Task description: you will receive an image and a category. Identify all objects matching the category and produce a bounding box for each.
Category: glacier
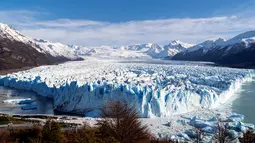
[0,60,253,117]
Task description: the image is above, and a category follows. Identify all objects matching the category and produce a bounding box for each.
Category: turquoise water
[231,77,255,125]
[0,86,54,114]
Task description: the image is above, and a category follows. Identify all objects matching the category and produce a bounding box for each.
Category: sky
[1,0,255,46]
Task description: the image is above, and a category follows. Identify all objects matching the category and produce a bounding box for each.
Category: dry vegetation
[0,102,254,143]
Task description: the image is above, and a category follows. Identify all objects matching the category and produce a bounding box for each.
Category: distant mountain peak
[231,31,255,40]
[165,40,193,49]
[34,38,48,43]
[172,30,255,68]
[0,23,32,44]
[0,23,13,30]
[169,40,182,45]
[0,23,83,70]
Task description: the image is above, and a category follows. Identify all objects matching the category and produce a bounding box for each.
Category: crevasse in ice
[0,61,253,117]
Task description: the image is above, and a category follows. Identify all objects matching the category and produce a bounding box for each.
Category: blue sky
[1,0,255,46]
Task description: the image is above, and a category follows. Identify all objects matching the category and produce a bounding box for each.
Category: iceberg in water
[0,60,253,117]
[21,104,37,110]
[3,98,32,104]
[174,113,255,142]
[18,99,33,104]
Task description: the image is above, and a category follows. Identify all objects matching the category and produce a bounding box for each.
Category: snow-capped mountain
[144,43,165,58]
[71,43,163,59]
[68,44,91,56]
[117,41,192,59]
[120,43,166,58]
[164,40,193,51]
[72,41,192,59]
[160,40,193,59]
[34,39,80,60]
[182,38,226,54]
[172,31,255,68]
[118,43,152,51]
[0,23,82,70]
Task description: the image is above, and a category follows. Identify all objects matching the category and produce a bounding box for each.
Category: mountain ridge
[0,23,82,70]
[172,31,255,68]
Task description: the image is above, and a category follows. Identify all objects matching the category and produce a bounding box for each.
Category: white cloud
[0,10,255,47]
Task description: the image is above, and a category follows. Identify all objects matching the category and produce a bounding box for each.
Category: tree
[97,101,152,143]
[42,120,63,143]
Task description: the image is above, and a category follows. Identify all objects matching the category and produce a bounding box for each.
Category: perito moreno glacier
[0,60,253,117]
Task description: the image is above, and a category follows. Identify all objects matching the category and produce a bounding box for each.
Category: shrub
[97,101,152,143]
[64,123,119,143]
[0,115,24,125]
[239,131,255,143]
[9,124,42,143]
[0,130,10,142]
[0,115,10,125]
[42,120,63,143]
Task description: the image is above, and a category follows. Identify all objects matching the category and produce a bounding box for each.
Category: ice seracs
[0,60,253,117]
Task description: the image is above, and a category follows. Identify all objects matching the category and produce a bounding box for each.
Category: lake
[0,86,54,114]
[231,77,255,125]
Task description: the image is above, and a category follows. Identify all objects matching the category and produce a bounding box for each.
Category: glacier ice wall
[0,61,253,117]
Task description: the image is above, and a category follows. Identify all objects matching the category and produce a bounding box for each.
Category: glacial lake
[231,77,255,125]
[0,86,54,114]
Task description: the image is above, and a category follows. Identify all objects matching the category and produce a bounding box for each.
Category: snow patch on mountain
[68,45,90,56]
[34,39,79,60]
[0,23,43,52]
[144,43,165,58]
[180,31,255,55]
[224,31,255,48]
[161,40,194,58]
[164,40,194,50]
[183,38,227,54]
[0,23,80,60]
[73,41,193,59]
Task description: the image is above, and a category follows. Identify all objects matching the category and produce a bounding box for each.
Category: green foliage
[42,120,64,143]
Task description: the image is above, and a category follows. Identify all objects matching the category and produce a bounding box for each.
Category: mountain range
[172,31,255,68]
[1,22,255,70]
[0,23,82,70]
